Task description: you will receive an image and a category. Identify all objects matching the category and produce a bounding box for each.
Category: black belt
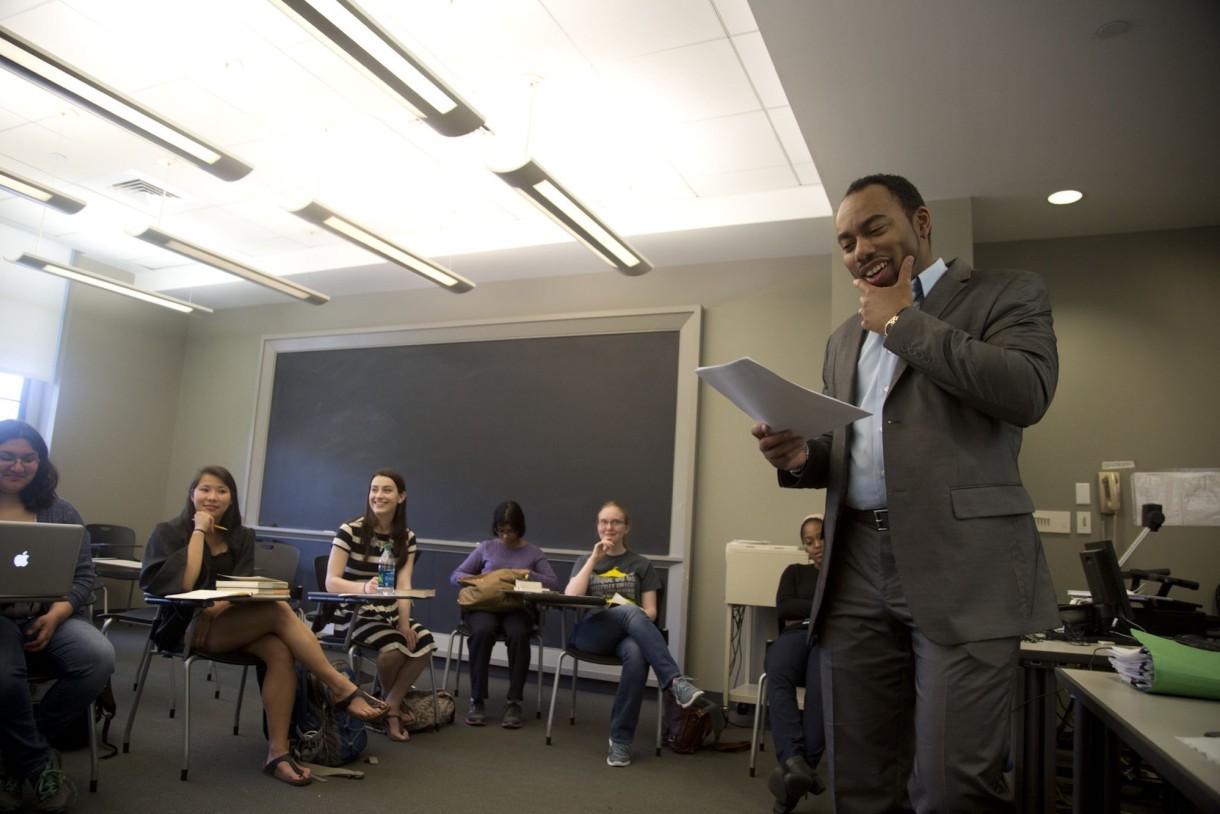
[846,508,889,531]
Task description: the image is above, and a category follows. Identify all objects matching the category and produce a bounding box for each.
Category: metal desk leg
[1071,690,1119,814]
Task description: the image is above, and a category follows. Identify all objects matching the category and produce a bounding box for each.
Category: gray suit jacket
[784,259,1061,645]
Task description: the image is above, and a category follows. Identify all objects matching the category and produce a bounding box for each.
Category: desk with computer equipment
[1058,668,1220,814]
[1019,531,1217,814]
[1015,637,1115,814]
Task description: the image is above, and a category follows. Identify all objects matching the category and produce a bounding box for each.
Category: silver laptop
[0,521,84,603]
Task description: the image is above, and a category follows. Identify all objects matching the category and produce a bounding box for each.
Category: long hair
[356,468,410,568]
[0,419,57,511]
[178,465,243,535]
[491,500,526,538]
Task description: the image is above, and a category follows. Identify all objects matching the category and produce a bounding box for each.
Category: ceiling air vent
[110,177,180,200]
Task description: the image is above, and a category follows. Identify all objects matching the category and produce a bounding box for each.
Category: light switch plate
[1033,510,1071,534]
[1075,482,1090,505]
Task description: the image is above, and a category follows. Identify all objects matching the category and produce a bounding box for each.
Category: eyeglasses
[0,453,39,466]
[494,525,519,536]
[597,518,626,527]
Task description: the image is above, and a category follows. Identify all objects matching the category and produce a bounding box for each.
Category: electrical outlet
[1077,511,1092,535]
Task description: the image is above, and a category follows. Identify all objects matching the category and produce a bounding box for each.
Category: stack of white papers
[695,357,869,438]
[1108,645,1154,690]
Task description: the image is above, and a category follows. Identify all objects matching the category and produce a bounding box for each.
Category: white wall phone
[1098,471,1122,515]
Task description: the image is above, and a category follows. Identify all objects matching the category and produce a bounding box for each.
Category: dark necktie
[912,275,925,308]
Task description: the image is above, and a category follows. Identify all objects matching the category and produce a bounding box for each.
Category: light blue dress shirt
[845,258,948,509]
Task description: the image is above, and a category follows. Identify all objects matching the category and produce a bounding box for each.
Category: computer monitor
[1080,540,1134,631]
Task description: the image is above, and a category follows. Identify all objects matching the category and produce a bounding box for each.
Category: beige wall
[978,225,1220,616]
[43,223,1220,693]
[48,283,187,534]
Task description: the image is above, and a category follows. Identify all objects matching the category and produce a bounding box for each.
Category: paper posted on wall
[695,357,869,439]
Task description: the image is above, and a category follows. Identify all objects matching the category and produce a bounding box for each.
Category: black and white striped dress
[331,518,435,657]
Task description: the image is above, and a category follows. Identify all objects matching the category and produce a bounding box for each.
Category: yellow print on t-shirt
[587,567,639,604]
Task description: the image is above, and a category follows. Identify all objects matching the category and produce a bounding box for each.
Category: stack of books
[215,575,291,597]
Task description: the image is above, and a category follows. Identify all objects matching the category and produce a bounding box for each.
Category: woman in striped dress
[325,468,436,742]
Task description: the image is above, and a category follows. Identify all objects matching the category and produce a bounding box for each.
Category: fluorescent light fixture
[0,167,86,214]
[268,0,484,138]
[494,160,652,275]
[0,27,252,182]
[289,201,474,293]
[9,252,212,314]
[1047,189,1083,205]
[133,226,330,305]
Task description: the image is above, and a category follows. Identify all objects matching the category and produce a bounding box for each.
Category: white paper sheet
[696,356,869,439]
[1178,735,1220,765]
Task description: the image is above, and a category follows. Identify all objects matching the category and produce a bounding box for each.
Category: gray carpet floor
[46,624,829,814]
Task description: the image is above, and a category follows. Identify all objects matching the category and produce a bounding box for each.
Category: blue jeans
[764,623,824,767]
[567,604,678,744]
[0,614,116,777]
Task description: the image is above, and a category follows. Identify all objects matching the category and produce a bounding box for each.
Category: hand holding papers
[696,357,869,439]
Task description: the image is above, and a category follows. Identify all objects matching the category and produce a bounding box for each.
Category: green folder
[1132,630,1220,700]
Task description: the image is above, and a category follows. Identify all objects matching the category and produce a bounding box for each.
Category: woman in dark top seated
[764,513,827,814]
[140,465,389,787]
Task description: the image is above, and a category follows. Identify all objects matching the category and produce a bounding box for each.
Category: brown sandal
[335,688,390,722]
[263,754,312,786]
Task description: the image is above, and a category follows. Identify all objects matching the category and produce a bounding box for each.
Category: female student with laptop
[0,420,114,813]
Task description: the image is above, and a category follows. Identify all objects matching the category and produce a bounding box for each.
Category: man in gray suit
[752,174,1060,813]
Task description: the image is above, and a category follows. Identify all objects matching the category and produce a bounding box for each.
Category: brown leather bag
[456,568,530,612]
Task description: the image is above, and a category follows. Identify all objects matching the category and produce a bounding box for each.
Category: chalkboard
[248,309,700,557]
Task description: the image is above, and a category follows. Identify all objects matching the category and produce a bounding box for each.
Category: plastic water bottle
[377,543,395,595]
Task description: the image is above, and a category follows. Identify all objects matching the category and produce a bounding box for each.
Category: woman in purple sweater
[449,501,559,729]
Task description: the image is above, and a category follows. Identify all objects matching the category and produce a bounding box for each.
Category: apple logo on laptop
[13,550,29,568]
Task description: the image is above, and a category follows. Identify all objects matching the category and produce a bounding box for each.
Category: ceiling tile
[542,0,725,62]
[597,38,760,125]
[712,0,759,36]
[660,110,787,176]
[768,105,814,164]
[732,31,788,110]
[687,165,798,198]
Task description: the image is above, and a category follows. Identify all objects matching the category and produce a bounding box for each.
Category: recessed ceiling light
[1047,190,1083,206]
